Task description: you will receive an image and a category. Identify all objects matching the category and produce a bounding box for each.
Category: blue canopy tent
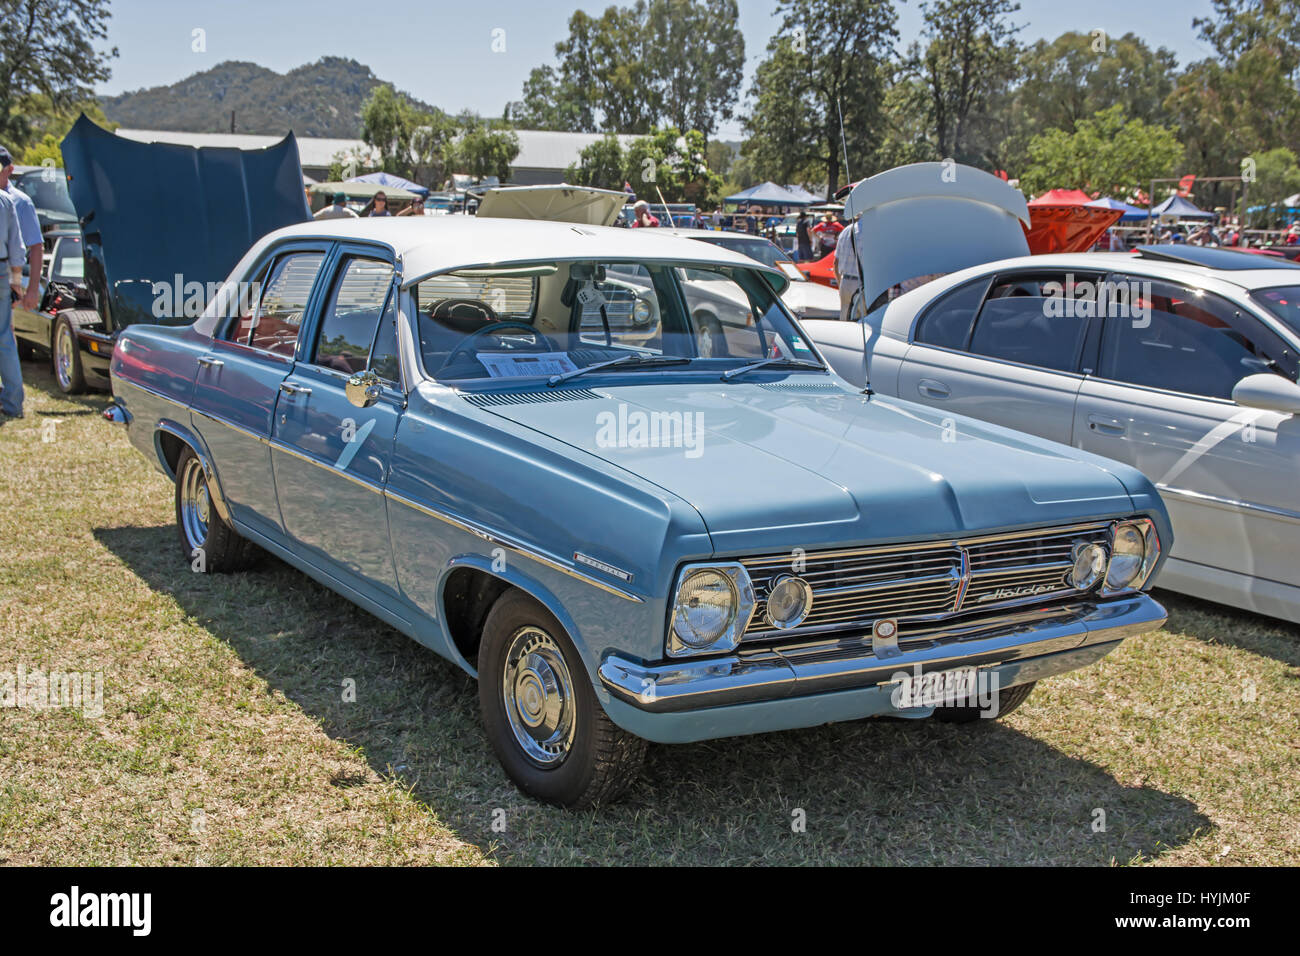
[346,171,430,198]
[725,181,811,207]
[1086,197,1148,222]
[1152,195,1214,220]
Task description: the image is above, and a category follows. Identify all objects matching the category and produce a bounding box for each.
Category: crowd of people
[0,145,45,422]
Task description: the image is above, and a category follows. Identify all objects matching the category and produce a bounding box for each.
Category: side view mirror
[346,368,383,408]
[1232,373,1300,415]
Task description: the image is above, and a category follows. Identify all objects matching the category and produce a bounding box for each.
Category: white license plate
[892,666,982,708]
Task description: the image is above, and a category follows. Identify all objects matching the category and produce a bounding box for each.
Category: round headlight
[632,298,653,325]
[1105,524,1147,591]
[672,569,738,649]
[765,575,813,629]
[1069,542,1107,591]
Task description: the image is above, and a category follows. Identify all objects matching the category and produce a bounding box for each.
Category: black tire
[933,680,1036,724]
[173,447,259,573]
[478,589,646,808]
[52,315,86,394]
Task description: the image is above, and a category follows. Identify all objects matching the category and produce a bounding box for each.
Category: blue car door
[269,248,404,598]
[189,244,329,541]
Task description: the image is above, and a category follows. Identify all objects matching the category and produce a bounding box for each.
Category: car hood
[842,162,1031,309]
[472,380,1139,554]
[781,279,842,317]
[475,184,627,227]
[60,115,311,330]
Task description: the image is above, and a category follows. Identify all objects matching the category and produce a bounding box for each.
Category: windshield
[412,259,821,384]
[1252,287,1300,340]
[50,238,84,281]
[14,169,76,216]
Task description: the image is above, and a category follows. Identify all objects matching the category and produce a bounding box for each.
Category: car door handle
[917,378,951,399]
[197,356,224,369]
[279,382,312,397]
[1087,414,1125,435]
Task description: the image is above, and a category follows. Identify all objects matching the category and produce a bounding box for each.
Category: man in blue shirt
[0,147,44,311]
[0,182,28,418]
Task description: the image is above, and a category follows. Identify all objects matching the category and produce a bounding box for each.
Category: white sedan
[805,162,1300,624]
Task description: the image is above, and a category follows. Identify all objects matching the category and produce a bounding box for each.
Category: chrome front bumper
[600,594,1166,714]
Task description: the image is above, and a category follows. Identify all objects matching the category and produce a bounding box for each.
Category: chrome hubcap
[179,458,210,550]
[502,626,575,766]
[55,326,73,388]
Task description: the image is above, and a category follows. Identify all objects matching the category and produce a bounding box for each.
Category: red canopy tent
[1028,188,1093,206]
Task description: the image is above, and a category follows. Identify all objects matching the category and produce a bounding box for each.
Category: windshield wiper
[548,354,690,387]
[720,357,825,381]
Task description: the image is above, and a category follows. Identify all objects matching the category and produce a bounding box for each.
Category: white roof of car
[258,216,786,287]
[940,251,1300,291]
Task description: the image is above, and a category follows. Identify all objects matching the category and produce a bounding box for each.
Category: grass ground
[1,359,1297,865]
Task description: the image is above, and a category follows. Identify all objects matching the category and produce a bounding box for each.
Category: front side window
[1251,286,1300,341]
[1101,279,1280,400]
[966,273,1097,372]
[313,257,395,374]
[914,278,987,350]
[411,259,816,384]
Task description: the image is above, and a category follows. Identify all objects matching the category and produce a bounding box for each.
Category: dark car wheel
[52,315,86,394]
[174,447,259,573]
[16,338,35,361]
[478,589,646,808]
[933,680,1036,724]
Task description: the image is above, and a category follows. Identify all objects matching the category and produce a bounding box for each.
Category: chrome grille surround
[739,522,1112,641]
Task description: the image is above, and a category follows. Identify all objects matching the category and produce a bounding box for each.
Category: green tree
[0,0,117,150]
[452,115,520,182]
[1246,147,1300,224]
[1019,104,1183,199]
[360,83,457,185]
[566,133,626,189]
[505,65,594,131]
[625,127,721,205]
[744,0,899,196]
[644,0,744,136]
[913,0,1022,166]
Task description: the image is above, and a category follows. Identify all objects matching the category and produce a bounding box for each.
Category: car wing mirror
[1232,372,1300,415]
[346,369,383,408]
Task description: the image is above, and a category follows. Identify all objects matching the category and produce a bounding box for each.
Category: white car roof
[256,216,785,287]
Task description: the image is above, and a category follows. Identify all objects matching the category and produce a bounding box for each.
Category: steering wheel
[427,297,499,333]
[441,321,559,372]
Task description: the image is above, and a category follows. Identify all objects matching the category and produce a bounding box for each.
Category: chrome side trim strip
[192,407,271,445]
[1157,484,1300,524]
[384,489,645,603]
[267,438,386,496]
[601,593,1166,713]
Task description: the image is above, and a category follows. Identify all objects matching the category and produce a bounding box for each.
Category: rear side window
[966,274,1094,372]
[236,252,325,356]
[914,280,985,350]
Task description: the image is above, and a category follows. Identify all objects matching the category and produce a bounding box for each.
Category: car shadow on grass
[95,523,1212,866]
[1156,589,1300,668]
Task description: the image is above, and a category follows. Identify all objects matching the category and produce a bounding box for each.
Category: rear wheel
[478,589,646,808]
[52,316,86,394]
[933,680,1036,724]
[174,447,259,572]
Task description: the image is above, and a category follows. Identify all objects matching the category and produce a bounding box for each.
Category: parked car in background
[11,235,97,387]
[805,162,1300,624]
[106,214,1170,807]
[12,164,79,241]
[46,115,310,393]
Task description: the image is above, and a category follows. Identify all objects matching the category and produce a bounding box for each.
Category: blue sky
[99,0,1219,138]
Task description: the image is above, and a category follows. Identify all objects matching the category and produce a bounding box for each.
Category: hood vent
[462,388,602,408]
[758,382,843,393]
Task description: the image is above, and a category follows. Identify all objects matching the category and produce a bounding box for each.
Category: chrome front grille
[740,522,1111,640]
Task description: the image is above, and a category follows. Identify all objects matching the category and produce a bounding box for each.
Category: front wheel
[933,680,1036,724]
[478,589,646,808]
[52,315,86,394]
[174,447,259,572]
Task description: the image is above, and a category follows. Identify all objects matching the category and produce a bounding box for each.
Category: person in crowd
[834,216,862,321]
[0,186,28,419]
[0,147,43,312]
[1188,223,1219,246]
[364,190,392,216]
[397,196,425,216]
[631,200,659,228]
[1286,224,1300,246]
[813,211,843,257]
[314,192,358,220]
[795,211,813,261]
[745,206,759,235]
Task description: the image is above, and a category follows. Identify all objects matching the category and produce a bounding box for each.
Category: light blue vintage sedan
[106,217,1171,807]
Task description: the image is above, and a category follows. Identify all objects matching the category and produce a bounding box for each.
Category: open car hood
[60,115,311,330]
[475,184,627,227]
[842,162,1031,310]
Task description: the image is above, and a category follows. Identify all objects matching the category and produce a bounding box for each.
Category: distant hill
[100,57,437,138]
